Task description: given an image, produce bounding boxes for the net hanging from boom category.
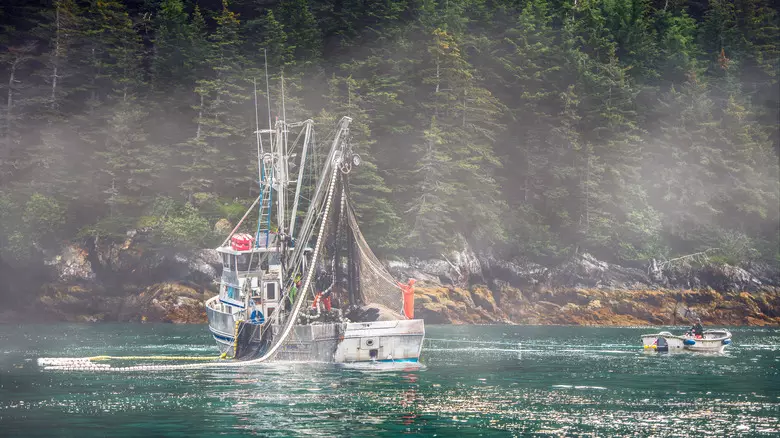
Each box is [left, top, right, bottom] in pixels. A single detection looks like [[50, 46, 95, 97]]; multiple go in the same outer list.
[[341, 178, 403, 313]]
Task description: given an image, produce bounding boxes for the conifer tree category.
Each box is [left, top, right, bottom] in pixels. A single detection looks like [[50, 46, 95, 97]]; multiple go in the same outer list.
[[34, 0, 81, 115], [14, 0, 84, 201], [80, 0, 143, 104], [0, 41, 36, 184], [647, 79, 724, 248], [79, 0, 153, 218], [407, 28, 506, 254], [151, 0, 196, 95], [652, 1, 700, 85], [318, 74, 402, 250], [277, 0, 322, 65], [180, 0, 249, 199], [0, 0, 776, 265]]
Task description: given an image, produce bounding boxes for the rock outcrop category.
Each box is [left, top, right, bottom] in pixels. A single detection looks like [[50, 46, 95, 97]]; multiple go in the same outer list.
[[398, 249, 779, 326], [27, 230, 221, 323], [2, 234, 779, 326]]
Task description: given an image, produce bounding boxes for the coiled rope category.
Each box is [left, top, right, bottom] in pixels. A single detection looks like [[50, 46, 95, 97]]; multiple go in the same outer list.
[[38, 164, 341, 373]]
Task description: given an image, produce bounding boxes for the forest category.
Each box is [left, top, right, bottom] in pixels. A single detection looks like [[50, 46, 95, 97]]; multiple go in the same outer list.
[[0, 0, 777, 269]]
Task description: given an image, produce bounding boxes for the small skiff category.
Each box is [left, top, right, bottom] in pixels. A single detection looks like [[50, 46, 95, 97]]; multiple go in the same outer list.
[[641, 329, 732, 353]]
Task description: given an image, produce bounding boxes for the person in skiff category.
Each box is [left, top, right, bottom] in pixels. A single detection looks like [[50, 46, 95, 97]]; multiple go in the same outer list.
[[690, 318, 704, 338]]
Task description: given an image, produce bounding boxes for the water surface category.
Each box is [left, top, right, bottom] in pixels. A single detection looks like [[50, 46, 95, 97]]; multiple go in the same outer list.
[[1, 324, 778, 436]]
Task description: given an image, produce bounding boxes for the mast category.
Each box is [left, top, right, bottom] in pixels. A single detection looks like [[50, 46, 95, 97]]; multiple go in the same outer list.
[[288, 121, 312, 240], [275, 118, 286, 237], [286, 116, 352, 276], [279, 73, 288, 238]]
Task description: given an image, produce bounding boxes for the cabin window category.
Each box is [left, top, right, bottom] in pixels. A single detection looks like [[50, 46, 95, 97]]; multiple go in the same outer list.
[[265, 282, 277, 301], [236, 253, 261, 272], [224, 254, 236, 271], [267, 307, 275, 316], [222, 253, 230, 268]]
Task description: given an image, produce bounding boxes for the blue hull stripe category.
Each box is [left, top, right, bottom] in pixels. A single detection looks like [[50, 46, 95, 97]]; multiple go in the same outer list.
[[211, 333, 234, 343], [376, 358, 419, 363]]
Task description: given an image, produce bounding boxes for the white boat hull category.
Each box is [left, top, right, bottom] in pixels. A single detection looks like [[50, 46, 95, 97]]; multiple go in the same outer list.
[[206, 296, 425, 365], [641, 329, 732, 353]]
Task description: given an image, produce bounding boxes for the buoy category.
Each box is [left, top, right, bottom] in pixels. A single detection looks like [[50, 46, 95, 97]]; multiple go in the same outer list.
[[722, 339, 731, 345], [683, 339, 696, 346]]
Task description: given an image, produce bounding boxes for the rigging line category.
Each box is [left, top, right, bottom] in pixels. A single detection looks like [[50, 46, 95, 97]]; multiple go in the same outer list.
[[285, 122, 307, 155], [274, 160, 335, 311], [286, 118, 349, 269], [221, 195, 262, 248]]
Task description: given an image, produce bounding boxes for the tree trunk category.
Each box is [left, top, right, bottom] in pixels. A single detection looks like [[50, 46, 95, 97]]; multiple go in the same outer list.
[[196, 94, 204, 140], [51, 3, 61, 108], [4, 62, 16, 160]]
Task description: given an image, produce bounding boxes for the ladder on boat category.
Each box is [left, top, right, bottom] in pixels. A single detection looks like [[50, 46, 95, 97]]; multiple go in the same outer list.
[[256, 154, 274, 248]]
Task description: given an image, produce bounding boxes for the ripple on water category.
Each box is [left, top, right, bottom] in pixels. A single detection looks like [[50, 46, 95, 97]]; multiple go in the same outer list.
[[0, 324, 778, 437]]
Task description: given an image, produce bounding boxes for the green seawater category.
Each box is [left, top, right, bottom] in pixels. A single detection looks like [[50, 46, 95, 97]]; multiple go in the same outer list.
[[1, 324, 778, 437]]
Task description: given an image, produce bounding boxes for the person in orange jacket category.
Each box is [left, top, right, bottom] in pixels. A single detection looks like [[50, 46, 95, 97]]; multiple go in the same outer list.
[[398, 279, 416, 319]]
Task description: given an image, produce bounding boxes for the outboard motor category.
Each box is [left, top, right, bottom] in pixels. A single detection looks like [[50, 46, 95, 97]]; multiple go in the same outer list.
[[655, 337, 669, 352]]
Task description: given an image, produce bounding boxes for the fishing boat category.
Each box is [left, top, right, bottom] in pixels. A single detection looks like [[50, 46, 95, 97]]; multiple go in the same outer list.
[[205, 114, 424, 367], [641, 329, 732, 353]]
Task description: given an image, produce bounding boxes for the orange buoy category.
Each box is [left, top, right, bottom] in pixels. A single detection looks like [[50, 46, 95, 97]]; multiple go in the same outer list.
[[398, 279, 416, 319]]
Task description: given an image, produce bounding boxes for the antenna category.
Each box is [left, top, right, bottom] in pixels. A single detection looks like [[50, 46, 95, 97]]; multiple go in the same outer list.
[[253, 78, 262, 184], [264, 48, 272, 134], [281, 70, 287, 126]]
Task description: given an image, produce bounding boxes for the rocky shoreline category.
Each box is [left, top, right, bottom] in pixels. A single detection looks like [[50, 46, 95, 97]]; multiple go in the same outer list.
[[1, 230, 778, 326]]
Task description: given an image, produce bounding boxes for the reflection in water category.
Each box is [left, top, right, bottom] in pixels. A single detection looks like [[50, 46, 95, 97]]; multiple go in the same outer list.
[[399, 373, 419, 427], [0, 324, 778, 436]]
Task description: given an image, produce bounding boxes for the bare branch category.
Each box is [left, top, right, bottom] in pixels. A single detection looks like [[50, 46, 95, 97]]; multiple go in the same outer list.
[[659, 248, 720, 270]]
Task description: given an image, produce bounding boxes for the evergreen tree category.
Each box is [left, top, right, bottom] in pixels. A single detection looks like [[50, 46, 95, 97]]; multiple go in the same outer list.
[[0, 0, 776, 266], [487, 0, 577, 257], [73, 0, 149, 219], [407, 28, 506, 254], [318, 74, 402, 250], [80, 0, 143, 103], [0, 41, 37, 183], [179, 0, 249, 199], [277, 0, 322, 65], [150, 0, 196, 95], [34, 0, 81, 115], [647, 79, 726, 248], [653, 1, 701, 85]]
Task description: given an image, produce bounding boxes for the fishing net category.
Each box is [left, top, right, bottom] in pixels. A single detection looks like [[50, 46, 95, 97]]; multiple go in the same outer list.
[[343, 194, 404, 314], [234, 320, 274, 360]]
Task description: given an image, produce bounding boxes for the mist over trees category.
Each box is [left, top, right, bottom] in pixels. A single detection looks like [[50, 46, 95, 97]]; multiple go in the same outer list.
[[0, 0, 777, 267]]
